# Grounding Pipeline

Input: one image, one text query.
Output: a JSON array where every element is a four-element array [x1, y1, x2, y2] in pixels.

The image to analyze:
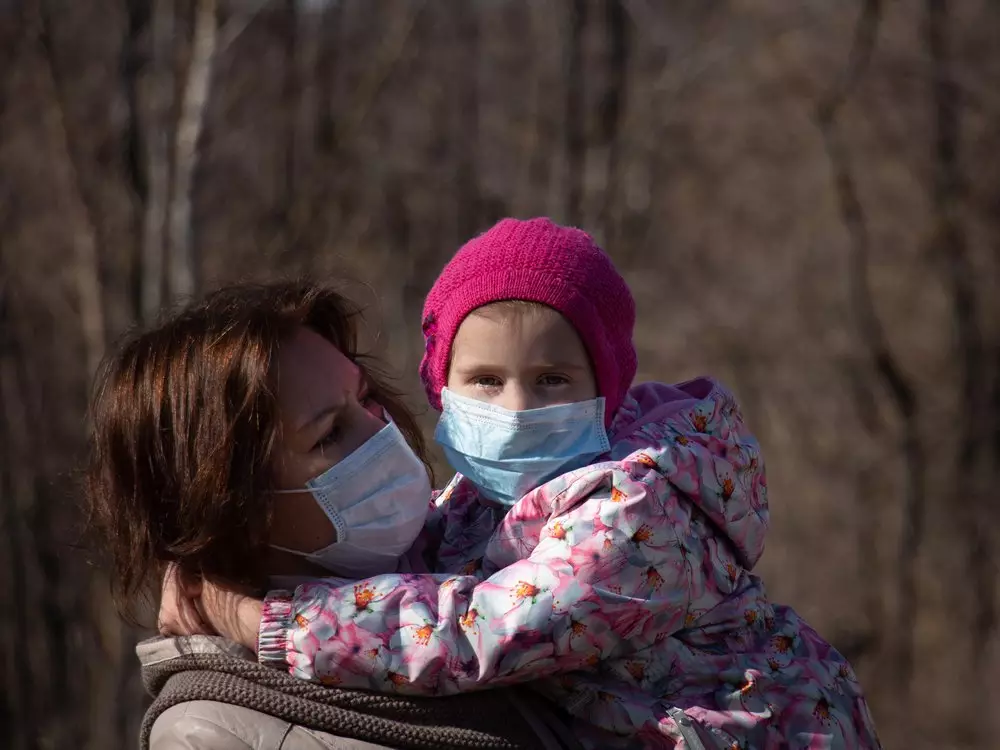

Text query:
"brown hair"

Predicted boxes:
[[85, 279, 428, 622]]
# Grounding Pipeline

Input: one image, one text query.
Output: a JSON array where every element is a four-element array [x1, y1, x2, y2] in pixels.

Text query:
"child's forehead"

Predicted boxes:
[[467, 300, 570, 335], [470, 299, 556, 322], [452, 304, 588, 364]]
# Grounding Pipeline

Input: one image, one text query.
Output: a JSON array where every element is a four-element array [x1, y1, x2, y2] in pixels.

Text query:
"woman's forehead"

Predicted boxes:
[[275, 328, 357, 417]]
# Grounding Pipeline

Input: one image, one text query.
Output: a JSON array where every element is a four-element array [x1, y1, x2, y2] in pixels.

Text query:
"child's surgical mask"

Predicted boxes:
[[434, 387, 610, 506]]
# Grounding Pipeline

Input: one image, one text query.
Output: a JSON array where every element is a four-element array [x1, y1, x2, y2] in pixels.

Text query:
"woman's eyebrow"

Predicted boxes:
[[299, 370, 363, 433], [298, 401, 345, 433]]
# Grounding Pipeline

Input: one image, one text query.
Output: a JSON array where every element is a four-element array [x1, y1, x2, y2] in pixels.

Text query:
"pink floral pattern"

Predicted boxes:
[[259, 378, 882, 749]]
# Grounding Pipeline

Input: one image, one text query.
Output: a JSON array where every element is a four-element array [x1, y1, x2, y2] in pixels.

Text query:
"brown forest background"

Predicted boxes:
[[1, 0, 998, 747]]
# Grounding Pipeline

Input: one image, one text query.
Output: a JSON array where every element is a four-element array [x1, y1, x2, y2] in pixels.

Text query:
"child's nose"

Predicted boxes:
[[498, 383, 536, 413]]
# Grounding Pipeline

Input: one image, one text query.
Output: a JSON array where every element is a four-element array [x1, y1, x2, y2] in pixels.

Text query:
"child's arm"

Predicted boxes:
[[257, 461, 707, 695]]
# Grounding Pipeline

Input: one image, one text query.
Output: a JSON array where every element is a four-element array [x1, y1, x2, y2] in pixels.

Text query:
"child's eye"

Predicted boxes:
[[538, 374, 570, 387], [472, 375, 503, 390]]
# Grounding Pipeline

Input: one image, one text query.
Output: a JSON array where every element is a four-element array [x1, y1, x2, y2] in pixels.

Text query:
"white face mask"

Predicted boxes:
[[271, 420, 432, 578]]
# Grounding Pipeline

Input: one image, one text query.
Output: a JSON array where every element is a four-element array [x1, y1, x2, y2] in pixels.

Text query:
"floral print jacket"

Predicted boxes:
[[258, 378, 881, 749]]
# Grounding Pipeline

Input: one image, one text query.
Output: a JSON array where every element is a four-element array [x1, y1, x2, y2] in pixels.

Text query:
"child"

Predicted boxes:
[[221, 219, 882, 748]]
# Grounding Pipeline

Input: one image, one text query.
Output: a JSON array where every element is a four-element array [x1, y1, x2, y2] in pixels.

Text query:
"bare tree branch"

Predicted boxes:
[[815, 2, 881, 125], [218, 0, 273, 56]]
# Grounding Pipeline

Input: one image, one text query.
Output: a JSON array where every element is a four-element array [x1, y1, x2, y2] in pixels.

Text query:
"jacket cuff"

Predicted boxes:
[[257, 590, 294, 668]]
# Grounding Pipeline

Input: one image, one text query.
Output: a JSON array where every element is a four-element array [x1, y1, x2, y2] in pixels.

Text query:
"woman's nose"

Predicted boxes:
[[355, 399, 386, 440], [363, 397, 384, 420]]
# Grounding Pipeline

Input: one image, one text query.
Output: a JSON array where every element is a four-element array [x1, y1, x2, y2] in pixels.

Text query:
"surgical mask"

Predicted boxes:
[[434, 388, 610, 506], [271, 420, 431, 578]]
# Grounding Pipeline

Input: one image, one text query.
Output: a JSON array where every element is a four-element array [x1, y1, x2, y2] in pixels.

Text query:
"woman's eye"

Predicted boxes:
[[539, 374, 570, 386], [315, 423, 342, 451]]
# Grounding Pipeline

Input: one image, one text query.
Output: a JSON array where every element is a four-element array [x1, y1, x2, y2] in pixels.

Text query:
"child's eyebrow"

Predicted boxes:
[[453, 360, 588, 371], [451, 361, 502, 373], [536, 361, 588, 371]]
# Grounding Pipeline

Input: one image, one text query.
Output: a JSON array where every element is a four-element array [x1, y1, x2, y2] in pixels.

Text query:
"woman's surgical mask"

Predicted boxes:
[[271, 419, 431, 578], [434, 388, 610, 506]]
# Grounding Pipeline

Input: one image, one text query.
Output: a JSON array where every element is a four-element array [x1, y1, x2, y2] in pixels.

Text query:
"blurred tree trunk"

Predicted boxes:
[[281, 0, 323, 267], [816, 0, 927, 694], [315, 0, 339, 156], [279, 0, 301, 229], [168, 0, 218, 302], [564, 0, 586, 224], [454, 0, 481, 241], [517, 3, 553, 215], [925, 0, 994, 672], [0, 288, 37, 750], [142, 0, 174, 323], [595, 0, 630, 242], [836, 350, 885, 657], [122, 0, 150, 320], [37, 0, 106, 375]]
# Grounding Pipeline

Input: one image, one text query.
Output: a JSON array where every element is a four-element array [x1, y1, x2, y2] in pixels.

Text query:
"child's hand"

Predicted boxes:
[[197, 577, 264, 653], [157, 563, 263, 651], [157, 563, 216, 638]]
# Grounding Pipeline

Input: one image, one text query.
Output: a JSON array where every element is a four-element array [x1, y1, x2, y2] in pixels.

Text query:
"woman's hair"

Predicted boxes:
[[85, 279, 428, 622]]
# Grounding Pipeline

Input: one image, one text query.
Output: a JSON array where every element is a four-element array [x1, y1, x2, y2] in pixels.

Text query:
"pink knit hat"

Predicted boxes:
[[419, 217, 637, 425]]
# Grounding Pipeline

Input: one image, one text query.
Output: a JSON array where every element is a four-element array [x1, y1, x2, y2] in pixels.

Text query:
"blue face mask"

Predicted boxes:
[[434, 388, 611, 506]]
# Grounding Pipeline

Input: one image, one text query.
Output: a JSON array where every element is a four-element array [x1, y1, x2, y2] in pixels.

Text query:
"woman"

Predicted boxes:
[[85, 280, 571, 750]]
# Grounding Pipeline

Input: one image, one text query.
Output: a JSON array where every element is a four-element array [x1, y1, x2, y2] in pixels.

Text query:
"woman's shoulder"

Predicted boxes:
[[151, 701, 397, 750]]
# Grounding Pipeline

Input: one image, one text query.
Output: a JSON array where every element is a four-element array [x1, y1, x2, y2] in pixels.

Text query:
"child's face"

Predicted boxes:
[[447, 304, 597, 411]]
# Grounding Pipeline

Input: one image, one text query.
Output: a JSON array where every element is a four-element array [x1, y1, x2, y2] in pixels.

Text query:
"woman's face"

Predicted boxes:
[[266, 326, 385, 570]]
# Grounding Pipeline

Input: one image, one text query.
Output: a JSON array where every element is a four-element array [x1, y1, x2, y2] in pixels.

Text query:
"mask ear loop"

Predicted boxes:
[[269, 511, 348, 556], [269, 542, 310, 556], [268, 496, 350, 557]]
